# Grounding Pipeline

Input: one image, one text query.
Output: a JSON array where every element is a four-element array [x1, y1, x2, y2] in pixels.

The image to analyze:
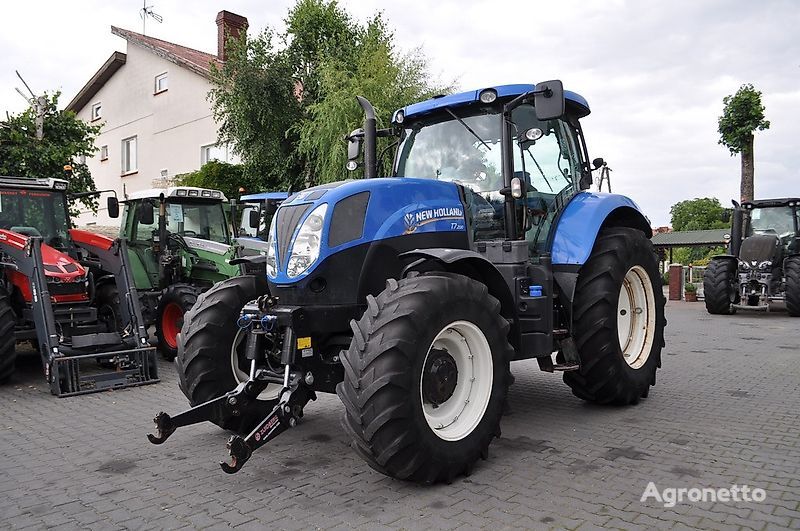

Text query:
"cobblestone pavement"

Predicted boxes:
[[1, 300, 798, 530]]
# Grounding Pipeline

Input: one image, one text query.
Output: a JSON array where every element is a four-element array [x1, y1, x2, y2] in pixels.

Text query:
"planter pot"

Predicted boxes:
[[684, 291, 697, 302]]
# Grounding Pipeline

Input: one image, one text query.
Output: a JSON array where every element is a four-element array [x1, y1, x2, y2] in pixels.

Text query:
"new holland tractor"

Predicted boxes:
[[120, 187, 241, 359], [704, 198, 800, 315], [0, 176, 157, 396], [148, 81, 666, 482]]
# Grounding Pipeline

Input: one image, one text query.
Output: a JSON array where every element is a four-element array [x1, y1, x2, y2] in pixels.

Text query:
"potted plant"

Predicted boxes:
[[684, 282, 698, 302]]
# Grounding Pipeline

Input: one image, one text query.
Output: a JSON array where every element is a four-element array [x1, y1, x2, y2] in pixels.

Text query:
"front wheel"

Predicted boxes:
[[703, 258, 739, 315], [337, 273, 513, 484], [0, 288, 17, 383], [564, 228, 666, 405], [156, 284, 199, 360], [785, 256, 800, 317]]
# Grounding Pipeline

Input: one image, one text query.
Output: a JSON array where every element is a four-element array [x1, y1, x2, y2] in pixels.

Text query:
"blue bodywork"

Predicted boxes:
[[394, 84, 590, 123], [270, 178, 466, 283], [551, 192, 649, 265], [240, 192, 290, 202]]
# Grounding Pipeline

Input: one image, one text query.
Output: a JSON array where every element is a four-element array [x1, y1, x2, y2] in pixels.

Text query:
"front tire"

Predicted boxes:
[[176, 275, 273, 433], [337, 273, 513, 484], [564, 228, 666, 405], [703, 258, 739, 315], [785, 256, 800, 317], [0, 288, 17, 383], [156, 284, 199, 361]]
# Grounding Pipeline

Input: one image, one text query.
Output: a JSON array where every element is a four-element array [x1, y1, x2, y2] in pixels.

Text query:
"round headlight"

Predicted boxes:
[[524, 128, 543, 141], [394, 110, 404, 124], [346, 160, 358, 171], [479, 89, 497, 104]]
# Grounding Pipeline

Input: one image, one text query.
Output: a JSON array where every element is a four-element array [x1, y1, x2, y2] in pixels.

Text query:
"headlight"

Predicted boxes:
[[758, 260, 772, 270], [286, 204, 327, 278], [738, 261, 750, 270], [266, 215, 278, 278]]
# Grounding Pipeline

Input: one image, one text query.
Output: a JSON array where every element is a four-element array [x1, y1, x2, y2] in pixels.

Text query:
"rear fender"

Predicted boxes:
[[551, 192, 651, 266]]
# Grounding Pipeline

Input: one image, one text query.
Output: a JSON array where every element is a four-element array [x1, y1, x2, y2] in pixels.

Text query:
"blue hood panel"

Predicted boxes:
[[270, 178, 467, 283]]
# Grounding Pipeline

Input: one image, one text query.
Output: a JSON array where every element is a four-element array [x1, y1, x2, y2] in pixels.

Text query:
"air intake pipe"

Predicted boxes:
[[356, 96, 377, 179], [729, 200, 743, 257]]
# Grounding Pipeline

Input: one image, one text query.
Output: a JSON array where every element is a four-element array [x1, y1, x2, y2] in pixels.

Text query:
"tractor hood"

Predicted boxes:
[[0, 229, 86, 281], [739, 234, 780, 266]]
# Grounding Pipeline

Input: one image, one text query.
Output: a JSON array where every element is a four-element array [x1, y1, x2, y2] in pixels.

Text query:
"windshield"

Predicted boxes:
[[395, 103, 582, 248], [0, 189, 70, 247], [133, 200, 230, 244], [750, 206, 797, 237]]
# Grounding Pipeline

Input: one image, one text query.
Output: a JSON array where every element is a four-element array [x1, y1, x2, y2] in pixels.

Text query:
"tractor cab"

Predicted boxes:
[[742, 199, 800, 262], [237, 192, 289, 240]]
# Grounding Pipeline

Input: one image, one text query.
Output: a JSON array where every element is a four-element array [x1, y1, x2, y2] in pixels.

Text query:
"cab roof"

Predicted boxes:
[[743, 198, 800, 209], [125, 186, 227, 202], [0, 176, 69, 191], [394, 83, 590, 124], [240, 192, 290, 202]]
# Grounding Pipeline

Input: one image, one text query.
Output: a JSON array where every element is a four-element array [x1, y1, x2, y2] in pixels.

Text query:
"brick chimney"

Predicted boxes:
[[216, 10, 248, 61]]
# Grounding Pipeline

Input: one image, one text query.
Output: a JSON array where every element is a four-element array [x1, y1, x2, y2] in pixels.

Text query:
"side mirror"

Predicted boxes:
[[248, 209, 260, 229], [137, 203, 154, 225], [592, 157, 605, 170], [533, 80, 565, 121], [264, 199, 280, 216], [107, 196, 120, 218], [346, 128, 364, 170]]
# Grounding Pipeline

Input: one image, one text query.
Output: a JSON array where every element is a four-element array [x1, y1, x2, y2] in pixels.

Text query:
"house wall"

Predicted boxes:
[[74, 44, 232, 226]]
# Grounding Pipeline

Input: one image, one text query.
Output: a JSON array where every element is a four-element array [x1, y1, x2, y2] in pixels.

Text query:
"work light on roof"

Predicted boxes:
[[188, 190, 199, 197], [176, 189, 187, 196], [53, 181, 68, 190], [212, 191, 221, 198], [479, 89, 497, 104], [201, 190, 212, 198]]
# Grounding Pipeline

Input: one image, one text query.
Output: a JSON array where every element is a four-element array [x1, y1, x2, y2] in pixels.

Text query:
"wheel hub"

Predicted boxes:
[[422, 348, 459, 407]]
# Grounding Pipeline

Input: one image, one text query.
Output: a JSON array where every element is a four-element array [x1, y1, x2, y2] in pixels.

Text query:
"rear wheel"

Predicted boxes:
[[176, 275, 275, 434], [785, 256, 800, 317], [564, 228, 666, 405], [703, 258, 739, 315], [0, 288, 17, 383], [156, 284, 199, 360], [337, 273, 513, 484]]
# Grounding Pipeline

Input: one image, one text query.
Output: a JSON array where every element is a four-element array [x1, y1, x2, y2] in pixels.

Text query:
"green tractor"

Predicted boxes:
[[121, 186, 241, 359]]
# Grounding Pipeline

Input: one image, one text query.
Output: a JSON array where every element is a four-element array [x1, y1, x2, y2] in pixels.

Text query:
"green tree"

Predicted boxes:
[[0, 92, 100, 212], [670, 197, 730, 264], [175, 160, 256, 200], [718, 84, 770, 203], [209, 0, 447, 190]]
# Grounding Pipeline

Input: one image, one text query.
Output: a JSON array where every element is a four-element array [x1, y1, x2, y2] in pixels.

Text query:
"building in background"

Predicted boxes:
[[66, 11, 247, 226]]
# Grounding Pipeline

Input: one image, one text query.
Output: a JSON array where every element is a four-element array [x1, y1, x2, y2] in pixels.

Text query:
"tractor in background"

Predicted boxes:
[[0, 176, 157, 396], [704, 198, 800, 315], [120, 187, 241, 359], [149, 81, 666, 483]]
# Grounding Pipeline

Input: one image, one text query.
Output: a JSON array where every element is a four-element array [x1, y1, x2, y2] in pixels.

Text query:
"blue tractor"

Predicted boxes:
[[149, 81, 666, 483]]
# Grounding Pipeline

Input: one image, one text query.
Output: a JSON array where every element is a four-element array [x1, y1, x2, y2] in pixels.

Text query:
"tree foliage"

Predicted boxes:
[[718, 84, 770, 155], [209, 0, 448, 191], [670, 197, 730, 232], [0, 92, 100, 211], [175, 160, 254, 199]]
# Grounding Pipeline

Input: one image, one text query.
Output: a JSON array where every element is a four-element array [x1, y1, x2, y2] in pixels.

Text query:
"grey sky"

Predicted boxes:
[[1, 0, 797, 226]]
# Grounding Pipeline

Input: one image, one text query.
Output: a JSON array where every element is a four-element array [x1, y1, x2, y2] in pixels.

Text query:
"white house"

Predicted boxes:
[[66, 11, 247, 226]]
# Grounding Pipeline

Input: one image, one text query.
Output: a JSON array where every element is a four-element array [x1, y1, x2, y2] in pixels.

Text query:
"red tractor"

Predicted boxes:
[[0, 176, 158, 396]]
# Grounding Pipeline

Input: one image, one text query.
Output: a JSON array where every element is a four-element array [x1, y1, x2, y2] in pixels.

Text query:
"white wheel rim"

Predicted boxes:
[[420, 320, 493, 441], [230, 329, 280, 400], [617, 265, 656, 369]]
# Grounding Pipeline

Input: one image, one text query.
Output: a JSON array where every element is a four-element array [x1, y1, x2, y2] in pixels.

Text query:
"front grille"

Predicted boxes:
[[276, 203, 312, 269], [48, 281, 86, 297]]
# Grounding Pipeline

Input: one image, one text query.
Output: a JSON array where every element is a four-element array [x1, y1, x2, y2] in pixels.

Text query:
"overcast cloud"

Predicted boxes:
[[1, 0, 797, 226]]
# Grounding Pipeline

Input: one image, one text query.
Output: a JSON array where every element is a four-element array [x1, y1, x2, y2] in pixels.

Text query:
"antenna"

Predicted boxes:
[[14, 70, 45, 140], [140, 1, 163, 35], [597, 163, 612, 193]]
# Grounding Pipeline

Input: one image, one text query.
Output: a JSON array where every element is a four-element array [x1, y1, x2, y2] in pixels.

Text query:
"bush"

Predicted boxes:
[[685, 282, 697, 293], [662, 270, 670, 285]]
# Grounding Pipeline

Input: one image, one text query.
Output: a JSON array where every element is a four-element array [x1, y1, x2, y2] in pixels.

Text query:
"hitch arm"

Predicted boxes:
[[220, 384, 314, 473]]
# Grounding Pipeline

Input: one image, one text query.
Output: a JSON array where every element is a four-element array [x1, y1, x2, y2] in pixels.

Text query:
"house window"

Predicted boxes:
[[121, 136, 137, 174], [91, 102, 102, 121], [154, 72, 168, 94], [100, 145, 108, 161], [201, 143, 226, 165]]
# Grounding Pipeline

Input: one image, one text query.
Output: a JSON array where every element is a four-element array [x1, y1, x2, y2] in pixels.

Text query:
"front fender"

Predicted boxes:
[[551, 192, 652, 265]]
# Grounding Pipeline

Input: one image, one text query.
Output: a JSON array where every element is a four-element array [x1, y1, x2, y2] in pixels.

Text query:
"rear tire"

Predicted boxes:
[[564, 228, 666, 405], [703, 258, 739, 315], [156, 284, 199, 361], [785, 256, 800, 317], [176, 275, 272, 433], [337, 273, 513, 484], [0, 288, 17, 383]]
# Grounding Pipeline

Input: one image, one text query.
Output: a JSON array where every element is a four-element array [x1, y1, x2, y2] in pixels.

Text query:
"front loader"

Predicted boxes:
[[149, 81, 666, 482], [0, 176, 157, 396]]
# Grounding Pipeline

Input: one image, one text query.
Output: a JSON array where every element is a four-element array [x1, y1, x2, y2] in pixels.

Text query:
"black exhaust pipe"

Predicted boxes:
[[356, 96, 377, 179], [730, 201, 743, 257]]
